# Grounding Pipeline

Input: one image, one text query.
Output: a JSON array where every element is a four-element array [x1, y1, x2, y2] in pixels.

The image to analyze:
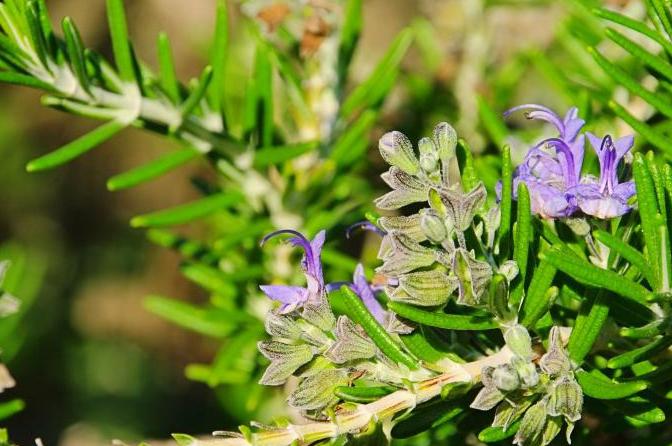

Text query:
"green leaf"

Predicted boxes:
[[477, 96, 508, 148], [634, 154, 662, 288], [457, 139, 479, 192], [520, 260, 557, 328], [608, 101, 671, 157], [648, 0, 672, 42], [25, 1, 49, 70], [157, 32, 181, 103], [541, 247, 650, 304], [606, 27, 672, 82], [478, 421, 520, 443], [0, 71, 56, 91], [252, 142, 318, 168], [568, 290, 609, 364], [337, 286, 418, 370], [388, 302, 498, 330], [511, 182, 532, 303], [62, 16, 91, 95], [26, 119, 126, 172], [0, 399, 24, 421], [392, 400, 463, 439], [589, 46, 672, 120], [620, 318, 667, 339], [252, 42, 273, 147], [607, 335, 672, 369], [400, 327, 447, 363], [180, 65, 213, 120], [338, 0, 362, 81], [334, 385, 396, 403], [329, 109, 376, 166], [498, 145, 513, 258], [576, 369, 647, 400], [593, 229, 656, 286], [180, 262, 237, 297], [341, 28, 413, 117], [208, 0, 228, 120], [593, 7, 672, 54], [144, 295, 242, 338], [130, 191, 243, 228], [106, 0, 135, 83], [107, 147, 199, 191], [606, 395, 666, 425], [146, 229, 218, 265]]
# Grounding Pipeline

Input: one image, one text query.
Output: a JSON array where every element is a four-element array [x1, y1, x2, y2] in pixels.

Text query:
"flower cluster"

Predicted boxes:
[[472, 327, 583, 446], [258, 230, 428, 414], [504, 104, 635, 219]]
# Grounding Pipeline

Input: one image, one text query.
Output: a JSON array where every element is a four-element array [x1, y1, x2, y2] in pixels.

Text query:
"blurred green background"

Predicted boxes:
[[0, 0, 634, 444]]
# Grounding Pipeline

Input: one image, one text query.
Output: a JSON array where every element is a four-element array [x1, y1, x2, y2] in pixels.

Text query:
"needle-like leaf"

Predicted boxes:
[[106, 0, 136, 84], [576, 369, 647, 400], [388, 302, 498, 330], [107, 148, 199, 191], [130, 191, 243, 228], [26, 120, 126, 172], [337, 286, 418, 370]]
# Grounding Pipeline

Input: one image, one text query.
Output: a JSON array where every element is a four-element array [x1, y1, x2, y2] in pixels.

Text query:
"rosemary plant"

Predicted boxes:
[[181, 100, 672, 445], [2, 0, 672, 444], [0, 0, 411, 421]]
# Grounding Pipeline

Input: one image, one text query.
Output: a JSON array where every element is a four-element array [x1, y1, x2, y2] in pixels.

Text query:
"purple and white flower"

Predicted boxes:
[[260, 229, 326, 314], [569, 133, 635, 219], [504, 104, 635, 220]]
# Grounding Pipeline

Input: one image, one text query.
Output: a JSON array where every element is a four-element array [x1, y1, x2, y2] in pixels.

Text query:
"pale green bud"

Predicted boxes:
[[512, 356, 539, 388], [379, 131, 420, 174], [493, 364, 520, 392], [487, 274, 515, 321], [470, 384, 505, 411], [437, 183, 487, 232], [504, 325, 533, 360], [453, 248, 493, 307], [547, 376, 583, 422], [288, 368, 348, 411], [541, 416, 562, 446], [514, 400, 547, 446], [420, 209, 448, 243], [432, 122, 457, 160], [420, 152, 439, 173], [540, 326, 572, 375]]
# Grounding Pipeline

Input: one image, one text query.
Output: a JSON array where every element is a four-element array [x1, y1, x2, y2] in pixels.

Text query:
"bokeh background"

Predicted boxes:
[[0, 0, 637, 444]]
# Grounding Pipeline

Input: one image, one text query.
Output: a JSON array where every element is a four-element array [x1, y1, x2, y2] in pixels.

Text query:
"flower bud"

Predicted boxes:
[[512, 356, 539, 388], [493, 364, 520, 392], [547, 376, 583, 422], [542, 416, 562, 446], [420, 209, 448, 243], [487, 274, 515, 321], [498, 260, 519, 283], [514, 400, 547, 446], [379, 131, 420, 174], [432, 122, 457, 160], [418, 137, 435, 155], [540, 326, 571, 375], [420, 152, 439, 173], [504, 325, 533, 360]]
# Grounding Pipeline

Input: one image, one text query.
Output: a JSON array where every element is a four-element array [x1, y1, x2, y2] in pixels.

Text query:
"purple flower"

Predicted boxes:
[[569, 134, 635, 219], [260, 230, 326, 314], [345, 221, 386, 239], [505, 104, 586, 218], [504, 104, 636, 220]]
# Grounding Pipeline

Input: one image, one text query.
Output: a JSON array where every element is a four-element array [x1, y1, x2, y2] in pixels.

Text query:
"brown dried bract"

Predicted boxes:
[[257, 2, 291, 32], [301, 15, 331, 57]]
